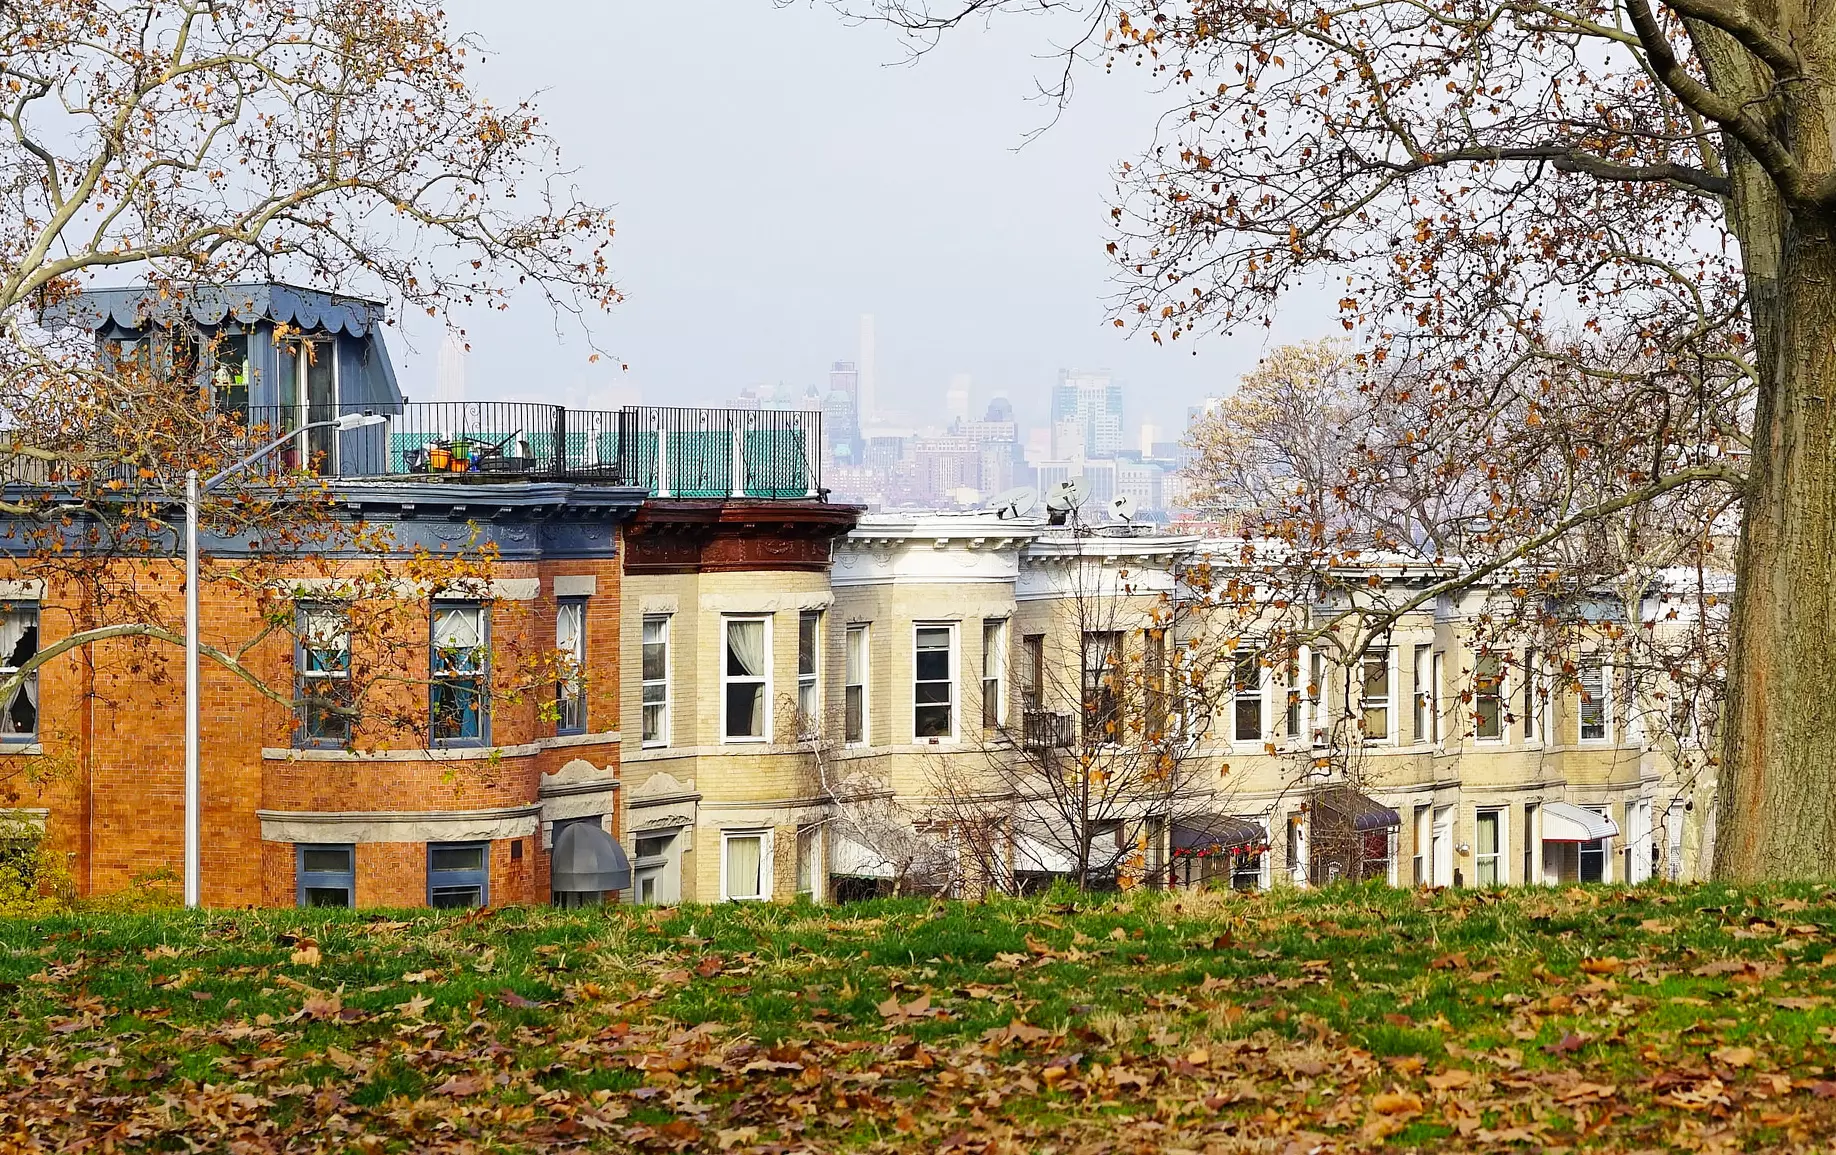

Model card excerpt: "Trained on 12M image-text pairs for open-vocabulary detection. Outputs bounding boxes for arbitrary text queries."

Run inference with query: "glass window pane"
[845,626,866,682]
[430,846,485,873]
[726,836,762,899]
[727,683,763,737]
[915,704,952,737]
[305,886,351,908]
[302,847,352,873]
[799,613,819,677]
[915,649,950,681]
[642,640,666,681]
[430,885,483,909]
[726,620,765,677]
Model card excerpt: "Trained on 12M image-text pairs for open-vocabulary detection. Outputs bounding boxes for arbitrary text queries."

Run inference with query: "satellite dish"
[1110,493,1137,522]
[991,486,1038,519]
[1045,477,1089,511]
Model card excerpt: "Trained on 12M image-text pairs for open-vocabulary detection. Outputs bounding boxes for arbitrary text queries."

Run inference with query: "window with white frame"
[1308,649,1326,746]
[1578,657,1609,742]
[641,615,670,746]
[1430,650,1445,742]
[981,618,1007,728]
[1475,808,1504,886]
[556,598,587,735]
[1231,651,1262,742]
[430,604,488,746]
[297,604,351,747]
[1230,820,1269,891]
[1021,634,1045,712]
[1412,644,1432,743]
[1360,647,1392,742]
[0,604,39,741]
[1284,654,1302,740]
[1082,631,1122,745]
[722,830,771,901]
[795,824,824,901]
[914,624,956,739]
[844,624,869,745]
[797,611,821,737]
[722,617,770,741]
[1474,649,1505,741]
[1522,648,1539,742]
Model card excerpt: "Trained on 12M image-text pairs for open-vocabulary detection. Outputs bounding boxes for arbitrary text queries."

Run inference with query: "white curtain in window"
[727,620,765,676]
[726,835,762,898]
[0,610,31,671]
[0,610,37,732]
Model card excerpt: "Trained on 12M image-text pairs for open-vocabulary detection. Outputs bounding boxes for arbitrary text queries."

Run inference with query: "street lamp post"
[183,411,387,908]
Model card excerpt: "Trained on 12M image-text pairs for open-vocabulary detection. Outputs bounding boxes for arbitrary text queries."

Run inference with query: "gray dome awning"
[552,821,632,893]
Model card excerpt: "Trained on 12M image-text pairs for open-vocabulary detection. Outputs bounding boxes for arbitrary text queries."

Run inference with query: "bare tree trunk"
[1716,227,1836,878]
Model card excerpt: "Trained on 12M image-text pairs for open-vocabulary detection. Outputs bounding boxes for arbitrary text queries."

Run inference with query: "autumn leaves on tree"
[0,1,618,758]
[868,0,1827,879]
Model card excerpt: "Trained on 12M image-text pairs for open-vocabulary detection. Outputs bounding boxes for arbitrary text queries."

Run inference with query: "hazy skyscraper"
[1051,369,1125,458]
[946,373,971,425]
[858,313,876,426]
[435,331,467,404]
[829,361,859,406]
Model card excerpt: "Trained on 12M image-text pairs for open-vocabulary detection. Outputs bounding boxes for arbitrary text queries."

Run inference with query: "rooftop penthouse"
[45,283,823,497]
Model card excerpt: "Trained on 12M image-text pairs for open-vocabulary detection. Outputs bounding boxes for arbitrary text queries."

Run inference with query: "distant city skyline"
[383,1,1335,439]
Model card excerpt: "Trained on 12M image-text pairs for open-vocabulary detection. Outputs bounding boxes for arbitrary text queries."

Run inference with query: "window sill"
[0,743,42,756]
[720,737,770,746]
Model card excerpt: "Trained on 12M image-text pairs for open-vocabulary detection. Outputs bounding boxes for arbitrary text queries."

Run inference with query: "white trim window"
[1230,819,1270,891]
[0,602,38,741]
[722,616,771,742]
[1081,630,1123,745]
[797,611,821,738]
[1522,648,1542,743]
[721,829,772,901]
[1430,650,1445,743]
[641,615,670,747]
[1578,656,1610,742]
[982,618,1007,728]
[1231,651,1263,742]
[1411,644,1432,744]
[1474,808,1505,886]
[914,623,957,741]
[844,623,869,745]
[555,598,587,735]
[1474,649,1506,741]
[1359,647,1393,743]
[795,824,825,902]
[1308,649,1326,746]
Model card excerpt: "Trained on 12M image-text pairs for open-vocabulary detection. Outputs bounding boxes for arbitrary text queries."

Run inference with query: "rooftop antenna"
[990,486,1038,520]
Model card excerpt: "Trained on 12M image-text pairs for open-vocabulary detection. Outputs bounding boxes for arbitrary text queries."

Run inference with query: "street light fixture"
[183,410,388,908]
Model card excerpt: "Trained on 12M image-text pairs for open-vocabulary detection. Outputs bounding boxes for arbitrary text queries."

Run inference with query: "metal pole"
[184,468,200,909]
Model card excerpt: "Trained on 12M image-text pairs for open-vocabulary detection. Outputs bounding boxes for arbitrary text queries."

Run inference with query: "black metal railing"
[223,403,822,495]
[241,402,622,483]
[1023,708,1078,751]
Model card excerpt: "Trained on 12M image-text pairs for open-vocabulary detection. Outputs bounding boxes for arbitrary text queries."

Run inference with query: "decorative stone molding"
[698,593,834,613]
[640,594,680,615]
[0,580,46,600]
[258,804,540,844]
[553,575,598,598]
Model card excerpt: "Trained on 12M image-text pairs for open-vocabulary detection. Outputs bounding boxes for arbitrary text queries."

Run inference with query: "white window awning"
[1541,800,1619,843]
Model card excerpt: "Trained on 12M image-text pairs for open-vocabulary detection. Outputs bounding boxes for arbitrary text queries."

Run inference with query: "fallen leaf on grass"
[290,944,322,967]
[1580,956,1624,975]
[499,988,542,1009]
[1371,1089,1424,1116]
[1542,1031,1590,1056]
[1712,1045,1757,1068]
[1425,1068,1474,1091]
[433,1074,491,1097]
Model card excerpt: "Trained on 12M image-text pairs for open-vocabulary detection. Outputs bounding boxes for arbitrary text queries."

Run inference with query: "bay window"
[1360,647,1392,742]
[844,623,868,745]
[297,604,352,746]
[642,615,670,746]
[556,598,586,735]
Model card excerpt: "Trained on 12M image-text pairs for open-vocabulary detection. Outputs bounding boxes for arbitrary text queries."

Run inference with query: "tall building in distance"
[858,314,876,428]
[1051,369,1125,459]
[829,361,859,407]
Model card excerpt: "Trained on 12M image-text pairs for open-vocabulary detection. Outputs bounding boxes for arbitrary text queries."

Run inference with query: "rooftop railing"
[225,403,822,496]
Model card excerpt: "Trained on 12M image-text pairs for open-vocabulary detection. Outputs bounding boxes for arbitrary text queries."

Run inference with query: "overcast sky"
[398,1,1333,436]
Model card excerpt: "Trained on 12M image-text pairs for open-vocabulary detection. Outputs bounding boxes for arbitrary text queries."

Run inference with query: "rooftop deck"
[244,403,823,497]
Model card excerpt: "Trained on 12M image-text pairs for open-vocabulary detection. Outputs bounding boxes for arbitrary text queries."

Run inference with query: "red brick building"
[19,284,650,908]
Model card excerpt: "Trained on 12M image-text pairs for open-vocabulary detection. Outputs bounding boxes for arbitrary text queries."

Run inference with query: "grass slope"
[0,884,1834,1152]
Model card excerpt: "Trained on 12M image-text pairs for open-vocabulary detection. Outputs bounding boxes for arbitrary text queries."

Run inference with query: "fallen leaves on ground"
[0,885,1833,1151]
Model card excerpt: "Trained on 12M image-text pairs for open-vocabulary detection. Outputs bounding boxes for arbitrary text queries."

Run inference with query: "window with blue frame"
[431,604,488,746]
[428,842,488,908]
[296,603,352,747]
[297,844,355,907]
[556,597,587,735]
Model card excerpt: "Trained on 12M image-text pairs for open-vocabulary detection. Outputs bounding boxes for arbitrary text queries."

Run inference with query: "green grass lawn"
[2,883,1834,1152]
